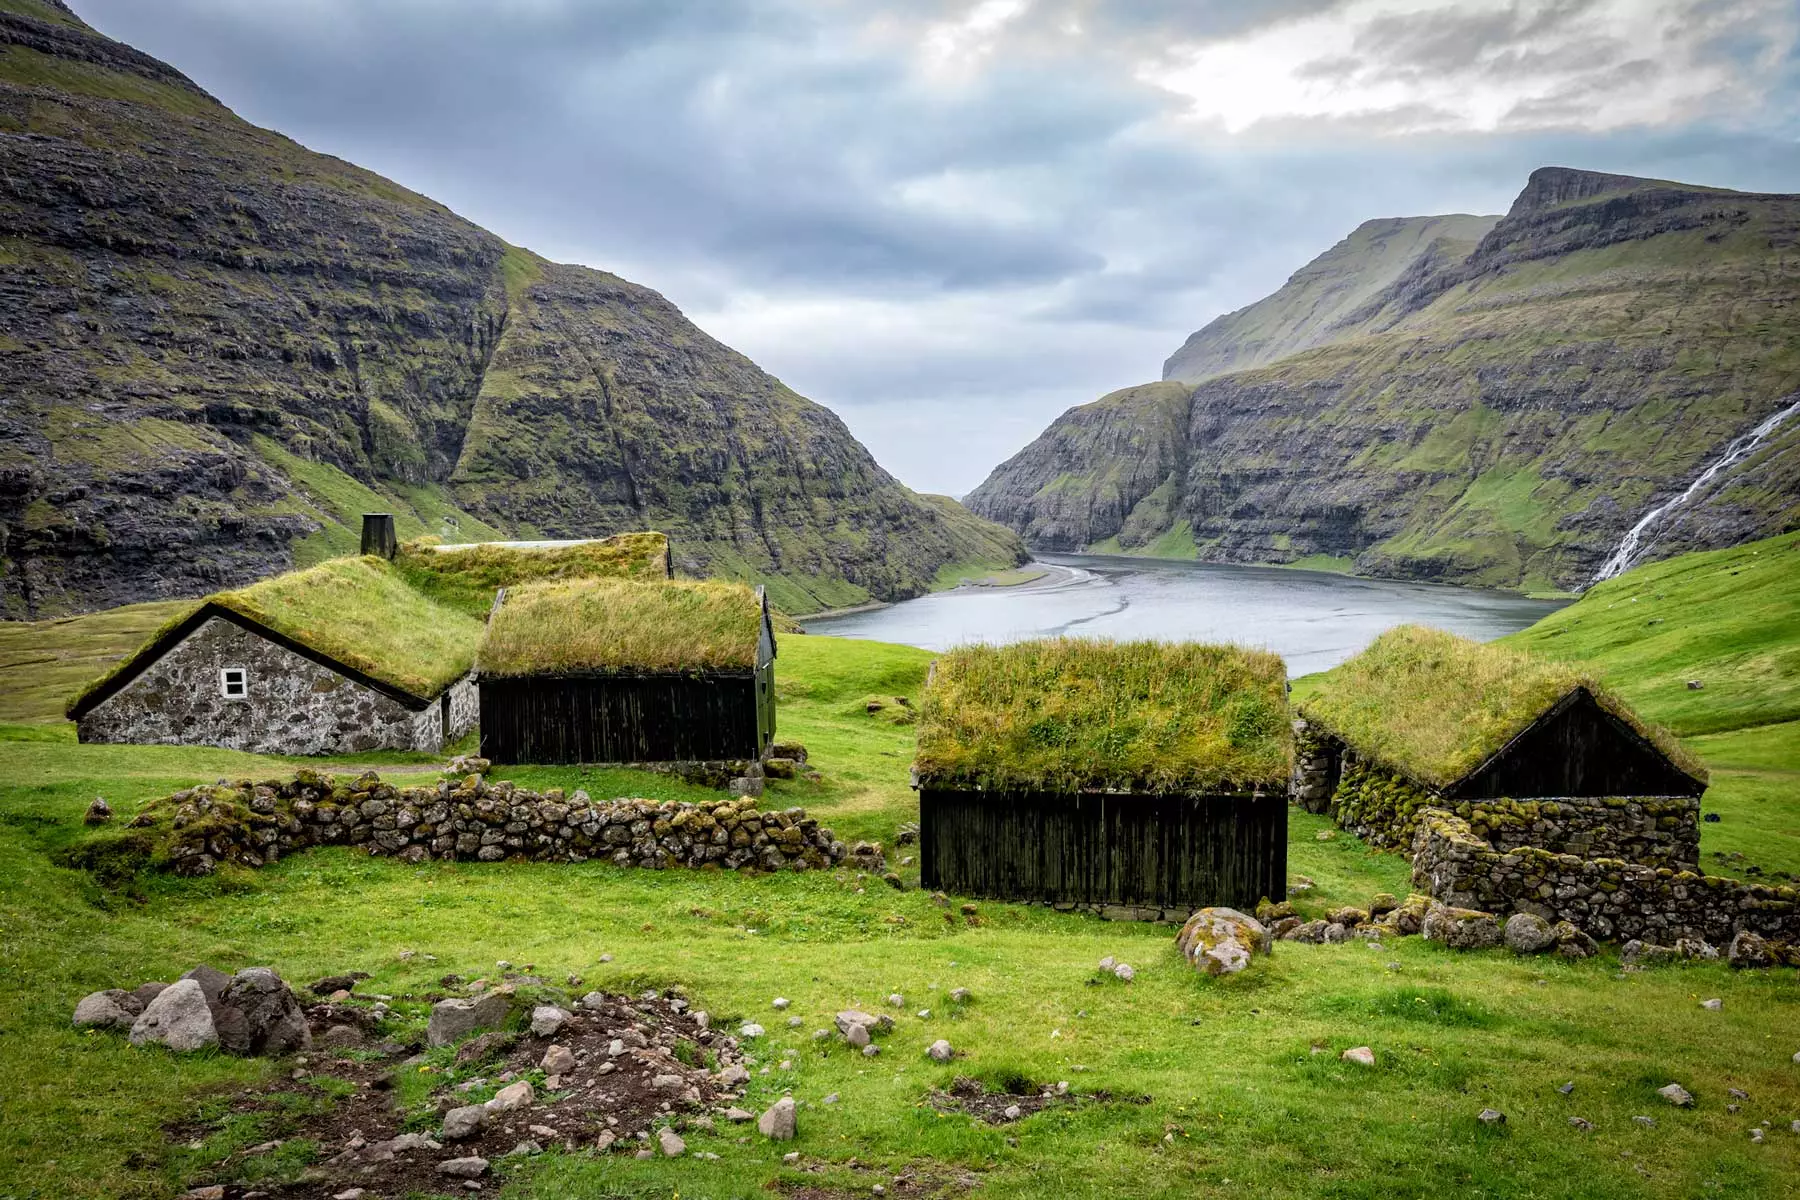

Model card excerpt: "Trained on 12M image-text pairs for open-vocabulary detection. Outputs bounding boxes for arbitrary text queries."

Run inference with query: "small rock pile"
[74,964,310,1055]
[96,769,858,878]
[1254,894,1600,957]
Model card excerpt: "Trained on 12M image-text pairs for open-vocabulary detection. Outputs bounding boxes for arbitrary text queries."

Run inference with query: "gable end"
[1450,687,1705,799]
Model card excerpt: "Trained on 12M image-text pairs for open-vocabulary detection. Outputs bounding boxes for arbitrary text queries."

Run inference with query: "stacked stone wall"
[1458,794,1698,871]
[1410,808,1798,945]
[139,769,852,877]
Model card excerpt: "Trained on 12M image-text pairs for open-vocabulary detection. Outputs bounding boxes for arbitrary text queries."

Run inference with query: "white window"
[219,667,248,699]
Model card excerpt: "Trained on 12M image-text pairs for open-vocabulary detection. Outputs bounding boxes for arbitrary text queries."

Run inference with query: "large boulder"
[216,968,311,1056]
[129,978,218,1052]
[1728,930,1775,969]
[1503,913,1557,955]
[1422,902,1502,950]
[429,991,511,1047]
[73,989,143,1030]
[758,1096,797,1140]
[1176,908,1270,976]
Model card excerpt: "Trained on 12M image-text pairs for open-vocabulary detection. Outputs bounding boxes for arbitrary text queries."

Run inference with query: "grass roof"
[67,557,484,714]
[912,638,1291,795]
[477,578,767,677]
[1298,625,1704,790]
[393,532,670,618]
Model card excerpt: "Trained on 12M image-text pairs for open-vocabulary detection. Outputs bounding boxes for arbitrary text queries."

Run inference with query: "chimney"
[361,513,397,559]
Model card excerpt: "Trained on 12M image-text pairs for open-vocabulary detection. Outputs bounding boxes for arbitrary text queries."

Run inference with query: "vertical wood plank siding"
[479,665,773,764]
[919,789,1286,910]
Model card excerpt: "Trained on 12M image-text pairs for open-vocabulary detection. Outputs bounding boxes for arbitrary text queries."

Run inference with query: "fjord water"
[805,554,1565,676]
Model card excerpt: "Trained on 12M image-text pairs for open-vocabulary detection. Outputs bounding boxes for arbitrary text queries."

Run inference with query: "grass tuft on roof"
[478,578,766,677]
[1299,625,1704,790]
[393,532,670,618]
[913,638,1291,795]
[66,557,484,714]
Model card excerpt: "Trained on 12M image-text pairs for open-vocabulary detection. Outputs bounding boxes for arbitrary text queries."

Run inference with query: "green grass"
[479,578,766,675]
[1301,625,1702,790]
[1501,533,1800,736]
[393,531,671,619]
[0,599,191,724]
[4,631,1800,1198]
[916,639,1290,793]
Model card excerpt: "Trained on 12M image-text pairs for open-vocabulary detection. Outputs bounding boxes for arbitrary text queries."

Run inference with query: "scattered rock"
[1557,1082,1575,1096]
[658,1127,685,1157]
[486,1080,535,1113]
[435,1157,488,1178]
[1657,1083,1694,1107]
[949,988,971,1004]
[1176,907,1269,976]
[772,997,790,1010]
[718,1064,749,1087]
[846,1023,871,1049]
[83,797,113,825]
[928,1039,953,1062]
[758,1096,797,1140]
[1503,913,1557,955]
[740,1022,766,1038]
[318,1025,363,1050]
[1477,1108,1506,1125]
[216,967,311,1056]
[427,992,510,1048]
[1728,930,1776,969]
[1342,1046,1375,1067]
[1421,902,1502,950]
[1002,1104,1022,1121]
[1633,1116,1657,1128]
[529,1005,570,1037]
[1113,963,1135,982]
[128,978,218,1052]
[1621,940,1678,967]
[724,1107,753,1122]
[1569,1117,1594,1132]
[442,1105,487,1141]
[541,1044,576,1075]
[886,993,905,1007]
[73,989,142,1030]
[862,1043,881,1057]
[1553,922,1599,959]
[1701,998,1723,1011]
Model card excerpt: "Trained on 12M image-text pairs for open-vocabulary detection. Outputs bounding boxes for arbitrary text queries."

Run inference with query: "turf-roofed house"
[1294,626,1707,866]
[475,578,778,766]
[67,556,485,755]
[912,639,1292,915]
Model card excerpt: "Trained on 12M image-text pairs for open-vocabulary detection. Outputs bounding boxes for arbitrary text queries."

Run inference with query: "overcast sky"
[74,0,1800,496]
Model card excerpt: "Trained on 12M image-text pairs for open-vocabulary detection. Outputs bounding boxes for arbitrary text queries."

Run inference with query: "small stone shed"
[68,556,484,755]
[1294,626,1707,866]
[475,577,777,765]
[912,638,1292,913]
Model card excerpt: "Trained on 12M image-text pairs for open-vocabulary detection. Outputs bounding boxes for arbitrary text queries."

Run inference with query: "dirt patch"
[925,1076,1078,1125]
[171,988,747,1199]
[775,1158,983,1199]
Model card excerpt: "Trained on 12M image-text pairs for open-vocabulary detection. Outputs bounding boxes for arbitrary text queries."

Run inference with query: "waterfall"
[1592,397,1800,584]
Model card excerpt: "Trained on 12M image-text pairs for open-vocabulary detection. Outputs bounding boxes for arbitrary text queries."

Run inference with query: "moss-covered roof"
[477,578,769,677]
[913,638,1291,794]
[67,557,485,714]
[1298,625,1704,790]
[393,531,671,618]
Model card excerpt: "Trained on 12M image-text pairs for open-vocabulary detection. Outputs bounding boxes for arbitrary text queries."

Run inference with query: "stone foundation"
[135,769,854,877]
[1410,808,1798,945]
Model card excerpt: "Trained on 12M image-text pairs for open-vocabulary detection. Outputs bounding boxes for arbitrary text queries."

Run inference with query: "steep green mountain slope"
[1162,213,1500,384]
[0,0,1022,618]
[970,168,1800,589]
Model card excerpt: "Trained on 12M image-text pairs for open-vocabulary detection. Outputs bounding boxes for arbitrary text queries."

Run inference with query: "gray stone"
[1621,940,1678,967]
[718,1064,749,1087]
[846,1023,871,1048]
[428,991,510,1047]
[1729,930,1776,969]
[651,1074,685,1092]
[73,989,140,1030]
[1341,1046,1375,1067]
[529,1005,570,1037]
[505,1140,543,1157]
[1569,1117,1594,1132]
[541,1044,576,1075]
[1701,998,1723,1011]
[927,1039,953,1062]
[658,1127,685,1157]
[129,979,218,1052]
[1003,1104,1022,1120]
[861,1043,880,1057]
[217,967,311,1056]
[1422,902,1502,950]
[1657,1083,1694,1107]
[1503,913,1557,955]
[318,1024,363,1050]
[758,1096,797,1140]
[130,982,169,1008]
[435,1157,489,1178]
[487,1079,535,1113]
[384,1133,441,1154]
[442,1105,487,1141]
[1477,1108,1506,1125]
[180,964,232,1005]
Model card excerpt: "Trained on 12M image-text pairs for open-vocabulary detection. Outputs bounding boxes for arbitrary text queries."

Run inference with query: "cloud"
[65,0,1800,496]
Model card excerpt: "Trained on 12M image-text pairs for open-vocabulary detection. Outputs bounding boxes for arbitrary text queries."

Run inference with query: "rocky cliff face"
[0,0,1022,617]
[972,167,1800,591]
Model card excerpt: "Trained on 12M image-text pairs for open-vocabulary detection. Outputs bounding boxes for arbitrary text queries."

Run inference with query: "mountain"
[0,0,1023,619]
[968,167,1800,591]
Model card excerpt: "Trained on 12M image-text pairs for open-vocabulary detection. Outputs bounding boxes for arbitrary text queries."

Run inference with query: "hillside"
[969,167,1800,590]
[0,0,1023,619]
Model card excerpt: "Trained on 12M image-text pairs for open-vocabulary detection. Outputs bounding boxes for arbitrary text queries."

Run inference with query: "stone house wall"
[148,770,853,877]
[1410,808,1798,945]
[79,617,433,755]
[444,675,479,742]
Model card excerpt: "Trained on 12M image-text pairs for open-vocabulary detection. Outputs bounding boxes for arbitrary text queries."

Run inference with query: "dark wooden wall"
[479,666,772,765]
[919,789,1287,910]
[1453,689,1703,799]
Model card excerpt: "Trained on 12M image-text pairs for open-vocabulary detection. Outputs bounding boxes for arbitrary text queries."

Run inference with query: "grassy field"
[3,553,1799,1198]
